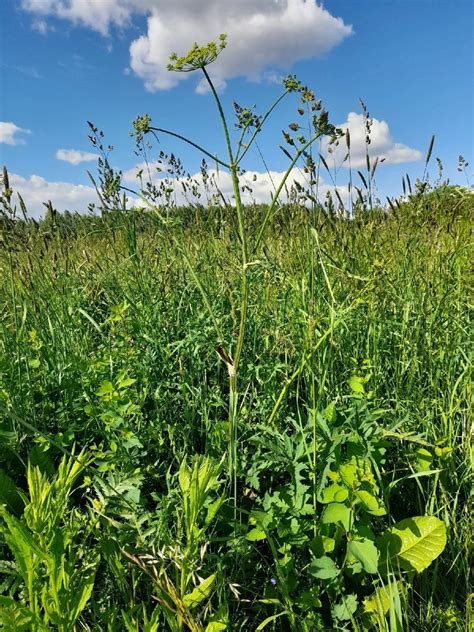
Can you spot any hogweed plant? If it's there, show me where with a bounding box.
[130,35,342,509]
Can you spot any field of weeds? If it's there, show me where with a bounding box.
[0,181,472,629]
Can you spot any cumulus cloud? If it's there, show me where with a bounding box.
[129,1,352,92]
[124,164,347,207]
[8,162,348,219]
[56,148,98,165]
[323,112,422,168]
[8,173,97,218]
[0,122,31,145]
[20,1,352,91]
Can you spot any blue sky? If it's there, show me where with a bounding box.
[0,0,472,216]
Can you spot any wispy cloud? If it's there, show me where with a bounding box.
[56,149,98,165]
[0,122,31,145]
[1,62,42,79]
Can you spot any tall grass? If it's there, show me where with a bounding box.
[0,182,472,629]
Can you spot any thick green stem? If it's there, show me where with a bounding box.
[201,67,249,510]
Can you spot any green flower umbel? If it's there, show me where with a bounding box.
[167,34,227,72]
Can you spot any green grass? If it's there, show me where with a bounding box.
[0,187,472,630]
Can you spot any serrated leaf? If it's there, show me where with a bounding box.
[347,538,379,574]
[183,574,216,608]
[378,516,446,573]
[309,556,339,580]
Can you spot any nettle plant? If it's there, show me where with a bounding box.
[130,34,342,503]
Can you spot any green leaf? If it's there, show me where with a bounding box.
[205,623,227,632]
[0,597,47,631]
[68,555,99,624]
[183,574,216,609]
[96,381,114,397]
[378,516,447,573]
[117,376,136,390]
[321,503,351,532]
[355,490,386,516]
[415,448,433,472]
[361,581,404,629]
[349,375,365,394]
[319,483,348,504]
[255,611,288,630]
[309,556,340,580]
[246,527,267,541]
[347,538,379,574]
[332,594,358,621]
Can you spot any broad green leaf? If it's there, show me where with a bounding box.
[378,516,446,573]
[347,538,379,574]
[321,503,351,532]
[311,534,335,556]
[117,376,136,390]
[323,401,337,423]
[246,527,267,541]
[0,507,49,582]
[183,574,216,608]
[339,462,358,487]
[309,556,340,580]
[332,593,358,621]
[205,623,227,632]
[319,484,348,504]
[178,459,190,494]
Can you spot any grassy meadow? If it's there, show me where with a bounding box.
[0,37,472,631]
[0,184,472,630]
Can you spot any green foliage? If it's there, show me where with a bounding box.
[0,36,471,631]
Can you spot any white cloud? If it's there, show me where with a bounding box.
[21,0,132,36]
[56,148,98,165]
[0,122,31,145]
[129,1,352,92]
[125,164,347,207]
[8,162,347,219]
[8,173,97,218]
[31,18,54,34]
[20,1,352,91]
[323,112,422,168]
